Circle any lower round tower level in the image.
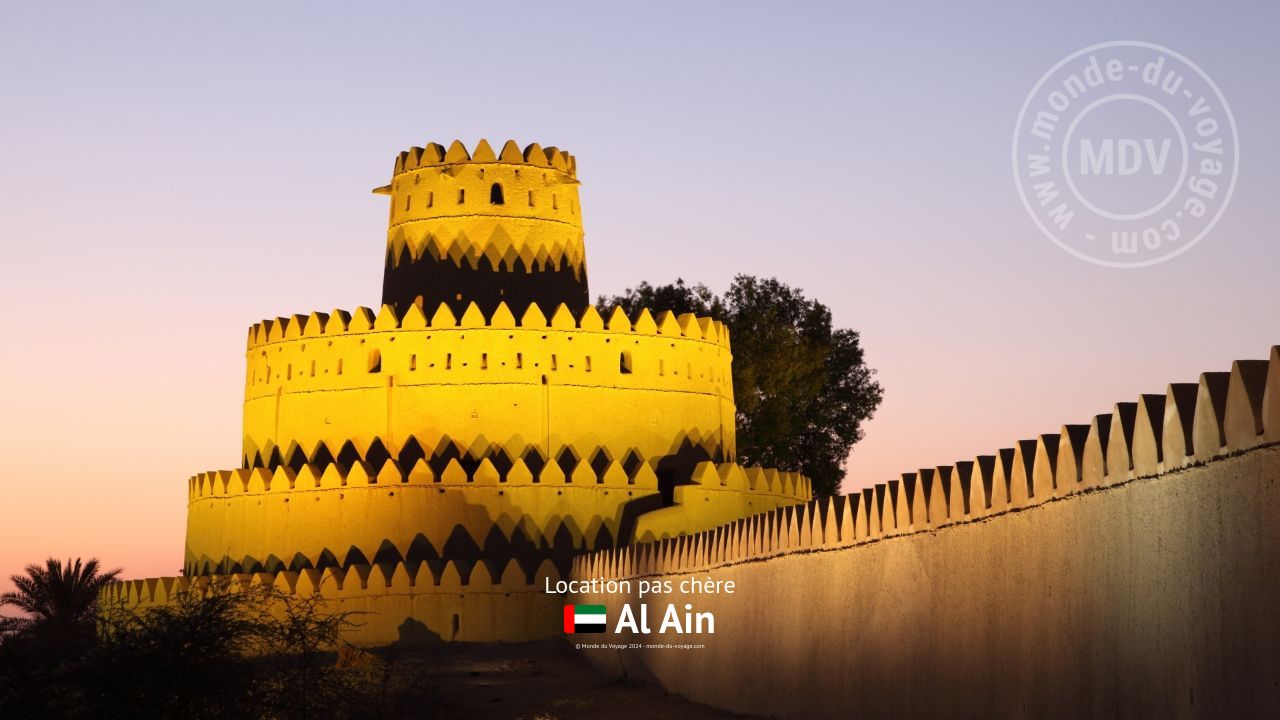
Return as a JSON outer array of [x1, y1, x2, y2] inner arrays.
[[133, 140, 811, 644]]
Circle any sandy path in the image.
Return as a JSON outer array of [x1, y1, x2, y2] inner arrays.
[[370, 640, 759, 719]]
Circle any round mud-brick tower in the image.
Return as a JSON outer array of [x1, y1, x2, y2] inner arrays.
[[110, 139, 812, 645]]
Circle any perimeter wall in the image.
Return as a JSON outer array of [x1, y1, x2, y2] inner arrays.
[[573, 345, 1280, 718]]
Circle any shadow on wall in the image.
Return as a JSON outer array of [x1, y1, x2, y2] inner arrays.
[[397, 617, 444, 645], [383, 245, 590, 318], [654, 438, 719, 507], [243, 432, 724, 490]]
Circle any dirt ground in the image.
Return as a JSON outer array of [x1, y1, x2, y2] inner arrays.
[[370, 640, 759, 720]]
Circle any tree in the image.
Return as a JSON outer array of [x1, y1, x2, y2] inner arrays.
[[0, 558, 121, 642], [601, 276, 883, 496], [0, 615, 21, 639], [89, 581, 273, 719]]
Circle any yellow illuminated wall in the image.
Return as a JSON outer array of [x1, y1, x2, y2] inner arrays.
[[239, 302, 736, 491]]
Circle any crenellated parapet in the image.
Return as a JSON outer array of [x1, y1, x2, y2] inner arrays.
[[572, 343, 1280, 580], [105, 558, 565, 609], [245, 301, 730, 350], [187, 455, 660, 502], [102, 557, 568, 643], [388, 139, 577, 180]]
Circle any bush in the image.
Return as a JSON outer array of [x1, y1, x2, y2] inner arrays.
[[0, 578, 436, 719]]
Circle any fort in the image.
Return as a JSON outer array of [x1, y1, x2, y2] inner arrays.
[[103, 139, 812, 644]]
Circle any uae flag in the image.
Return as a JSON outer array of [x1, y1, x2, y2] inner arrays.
[[564, 604, 607, 633]]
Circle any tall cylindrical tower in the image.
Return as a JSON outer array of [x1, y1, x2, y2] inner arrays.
[[106, 136, 812, 647], [375, 139, 587, 317]]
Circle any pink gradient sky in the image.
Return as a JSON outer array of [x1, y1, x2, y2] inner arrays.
[[2, 2, 1278, 595]]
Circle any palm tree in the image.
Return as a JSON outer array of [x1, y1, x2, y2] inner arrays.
[[0, 557, 121, 638]]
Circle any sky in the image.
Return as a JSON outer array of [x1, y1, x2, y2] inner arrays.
[[1, 1, 1277, 593]]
